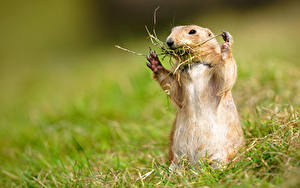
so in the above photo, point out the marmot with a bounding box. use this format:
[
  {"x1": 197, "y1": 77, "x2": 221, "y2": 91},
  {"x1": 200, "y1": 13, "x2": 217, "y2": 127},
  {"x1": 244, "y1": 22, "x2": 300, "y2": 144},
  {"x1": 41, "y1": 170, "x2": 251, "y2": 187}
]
[{"x1": 146, "y1": 25, "x2": 244, "y2": 167}]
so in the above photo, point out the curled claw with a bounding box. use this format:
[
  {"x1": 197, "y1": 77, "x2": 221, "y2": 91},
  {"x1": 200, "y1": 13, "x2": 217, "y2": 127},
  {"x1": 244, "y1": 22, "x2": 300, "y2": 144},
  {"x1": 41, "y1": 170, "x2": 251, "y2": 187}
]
[
  {"x1": 149, "y1": 48, "x2": 158, "y2": 59},
  {"x1": 149, "y1": 47, "x2": 154, "y2": 54},
  {"x1": 221, "y1": 30, "x2": 231, "y2": 43},
  {"x1": 146, "y1": 62, "x2": 152, "y2": 69},
  {"x1": 146, "y1": 55, "x2": 151, "y2": 62}
]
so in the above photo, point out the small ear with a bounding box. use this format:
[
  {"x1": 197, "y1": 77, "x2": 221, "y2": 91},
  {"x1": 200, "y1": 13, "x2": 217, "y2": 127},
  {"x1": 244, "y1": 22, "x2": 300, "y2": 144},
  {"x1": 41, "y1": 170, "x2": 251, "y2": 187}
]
[{"x1": 205, "y1": 28, "x2": 213, "y2": 37}]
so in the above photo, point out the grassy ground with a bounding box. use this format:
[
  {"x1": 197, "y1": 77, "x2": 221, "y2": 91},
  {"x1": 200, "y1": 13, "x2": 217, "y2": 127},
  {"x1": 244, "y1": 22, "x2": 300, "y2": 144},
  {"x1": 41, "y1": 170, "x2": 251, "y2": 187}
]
[{"x1": 0, "y1": 2, "x2": 299, "y2": 187}]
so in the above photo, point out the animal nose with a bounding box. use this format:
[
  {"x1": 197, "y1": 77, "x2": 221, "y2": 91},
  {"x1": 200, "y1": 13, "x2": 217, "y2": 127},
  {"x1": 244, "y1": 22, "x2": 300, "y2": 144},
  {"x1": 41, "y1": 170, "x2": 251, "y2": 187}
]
[{"x1": 166, "y1": 39, "x2": 174, "y2": 47}]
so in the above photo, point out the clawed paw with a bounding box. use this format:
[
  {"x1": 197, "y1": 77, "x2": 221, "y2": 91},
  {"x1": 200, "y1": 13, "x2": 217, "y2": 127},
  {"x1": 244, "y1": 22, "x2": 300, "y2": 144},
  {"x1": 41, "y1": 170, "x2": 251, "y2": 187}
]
[
  {"x1": 146, "y1": 48, "x2": 164, "y2": 73},
  {"x1": 221, "y1": 31, "x2": 233, "y2": 52},
  {"x1": 221, "y1": 31, "x2": 231, "y2": 43}
]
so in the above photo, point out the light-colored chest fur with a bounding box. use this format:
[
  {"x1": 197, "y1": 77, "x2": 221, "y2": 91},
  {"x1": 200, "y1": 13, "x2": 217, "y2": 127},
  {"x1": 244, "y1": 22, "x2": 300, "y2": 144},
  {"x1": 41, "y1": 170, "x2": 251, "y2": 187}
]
[{"x1": 172, "y1": 63, "x2": 233, "y2": 163}]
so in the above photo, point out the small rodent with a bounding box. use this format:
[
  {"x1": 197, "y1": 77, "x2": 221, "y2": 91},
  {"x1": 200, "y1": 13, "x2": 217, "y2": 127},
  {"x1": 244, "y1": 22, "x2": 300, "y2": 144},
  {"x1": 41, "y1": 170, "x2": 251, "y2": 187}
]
[{"x1": 146, "y1": 25, "x2": 244, "y2": 168}]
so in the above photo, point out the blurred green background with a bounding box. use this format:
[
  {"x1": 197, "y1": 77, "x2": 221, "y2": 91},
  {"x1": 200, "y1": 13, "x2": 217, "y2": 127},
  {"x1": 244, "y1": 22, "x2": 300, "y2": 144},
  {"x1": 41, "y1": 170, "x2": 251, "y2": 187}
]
[{"x1": 0, "y1": 0, "x2": 299, "y2": 187}]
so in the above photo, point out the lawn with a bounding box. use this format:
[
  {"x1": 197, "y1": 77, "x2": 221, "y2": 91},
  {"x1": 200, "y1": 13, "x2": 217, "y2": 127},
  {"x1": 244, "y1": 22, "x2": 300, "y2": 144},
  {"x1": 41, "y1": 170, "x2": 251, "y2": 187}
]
[{"x1": 0, "y1": 2, "x2": 299, "y2": 187}]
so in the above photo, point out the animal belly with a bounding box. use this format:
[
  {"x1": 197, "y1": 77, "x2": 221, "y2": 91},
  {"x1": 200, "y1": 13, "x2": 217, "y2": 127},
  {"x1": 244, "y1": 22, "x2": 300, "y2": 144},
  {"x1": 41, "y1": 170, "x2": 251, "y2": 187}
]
[
  {"x1": 170, "y1": 63, "x2": 242, "y2": 164},
  {"x1": 172, "y1": 113, "x2": 230, "y2": 164}
]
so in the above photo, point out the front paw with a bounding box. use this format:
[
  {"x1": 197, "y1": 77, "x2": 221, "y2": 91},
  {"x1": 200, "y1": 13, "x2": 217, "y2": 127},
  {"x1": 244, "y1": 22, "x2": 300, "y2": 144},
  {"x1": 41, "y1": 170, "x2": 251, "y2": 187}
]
[
  {"x1": 221, "y1": 31, "x2": 231, "y2": 43},
  {"x1": 221, "y1": 31, "x2": 233, "y2": 51},
  {"x1": 146, "y1": 48, "x2": 164, "y2": 73}
]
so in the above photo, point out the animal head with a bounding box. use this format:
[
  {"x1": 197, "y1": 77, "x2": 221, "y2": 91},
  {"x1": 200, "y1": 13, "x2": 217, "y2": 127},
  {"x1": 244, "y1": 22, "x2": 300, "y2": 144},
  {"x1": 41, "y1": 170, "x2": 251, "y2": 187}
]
[{"x1": 166, "y1": 25, "x2": 221, "y2": 62}]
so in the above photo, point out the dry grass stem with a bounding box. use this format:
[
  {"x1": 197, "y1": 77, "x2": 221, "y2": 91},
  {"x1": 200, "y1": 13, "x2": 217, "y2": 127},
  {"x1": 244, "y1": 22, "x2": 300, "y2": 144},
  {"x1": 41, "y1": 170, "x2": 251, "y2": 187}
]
[{"x1": 114, "y1": 45, "x2": 146, "y2": 56}]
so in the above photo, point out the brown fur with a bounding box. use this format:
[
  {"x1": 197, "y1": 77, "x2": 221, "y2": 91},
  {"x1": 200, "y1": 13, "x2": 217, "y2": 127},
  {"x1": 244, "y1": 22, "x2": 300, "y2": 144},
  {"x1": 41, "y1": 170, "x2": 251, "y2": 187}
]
[{"x1": 147, "y1": 25, "x2": 245, "y2": 167}]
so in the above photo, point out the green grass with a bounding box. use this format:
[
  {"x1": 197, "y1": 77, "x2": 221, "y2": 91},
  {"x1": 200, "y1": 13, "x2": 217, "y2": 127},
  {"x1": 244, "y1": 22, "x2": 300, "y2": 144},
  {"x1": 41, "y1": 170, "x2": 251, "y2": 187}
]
[{"x1": 0, "y1": 2, "x2": 300, "y2": 187}]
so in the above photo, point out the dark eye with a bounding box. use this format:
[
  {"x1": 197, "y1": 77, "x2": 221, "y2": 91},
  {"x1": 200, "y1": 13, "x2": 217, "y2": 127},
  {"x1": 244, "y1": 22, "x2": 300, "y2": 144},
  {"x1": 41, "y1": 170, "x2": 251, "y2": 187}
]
[
  {"x1": 188, "y1": 29, "x2": 196, "y2": 34},
  {"x1": 208, "y1": 32, "x2": 212, "y2": 37}
]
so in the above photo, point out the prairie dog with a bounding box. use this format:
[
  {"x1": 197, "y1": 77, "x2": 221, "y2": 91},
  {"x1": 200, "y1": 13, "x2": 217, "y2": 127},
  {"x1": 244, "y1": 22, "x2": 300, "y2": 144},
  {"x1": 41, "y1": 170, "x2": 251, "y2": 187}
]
[{"x1": 146, "y1": 25, "x2": 244, "y2": 167}]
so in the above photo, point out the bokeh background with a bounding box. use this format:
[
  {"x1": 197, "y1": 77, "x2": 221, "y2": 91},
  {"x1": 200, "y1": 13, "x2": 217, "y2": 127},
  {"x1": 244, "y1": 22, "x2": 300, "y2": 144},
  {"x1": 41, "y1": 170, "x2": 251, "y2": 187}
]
[{"x1": 0, "y1": 0, "x2": 299, "y2": 186}]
